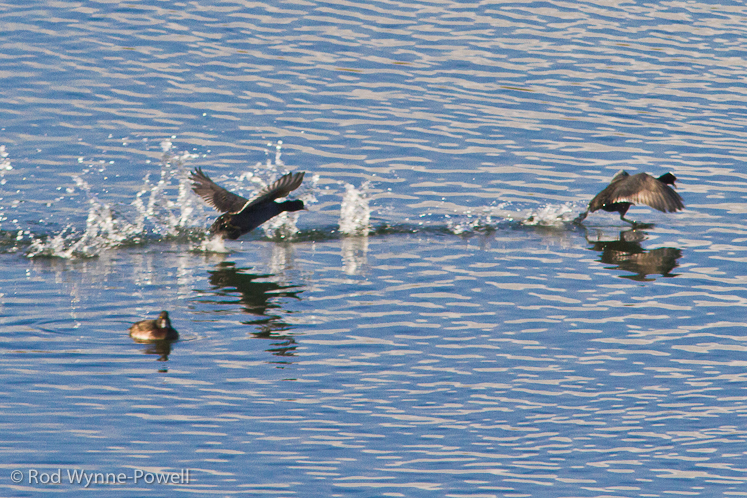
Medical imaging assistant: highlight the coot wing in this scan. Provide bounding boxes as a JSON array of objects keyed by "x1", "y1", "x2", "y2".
[
  {"x1": 241, "y1": 172, "x2": 305, "y2": 211},
  {"x1": 190, "y1": 168, "x2": 249, "y2": 213},
  {"x1": 606, "y1": 173, "x2": 684, "y2": 213},
  {"x1": 588, "y1": 170, "x2": 630, "y2": 212}
]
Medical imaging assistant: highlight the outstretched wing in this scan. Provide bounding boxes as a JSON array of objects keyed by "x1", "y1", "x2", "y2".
[
  {"x1": 605, "y1": 173, "x2": 684, "y2": 213},
  {"x1": 190, "y1": 168, "x2": 249, "y2": 213},
  {"x1": 588, "y1": 170, "x2": 630, "y2": 212},
  {"x1": 608, "y1": 169, "x2": 630, "y2": 184},
  {"x1": 243, "y1": 172, "x2": 305, "y2": 210}
]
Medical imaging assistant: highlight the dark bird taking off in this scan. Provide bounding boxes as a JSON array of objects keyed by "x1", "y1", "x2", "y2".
[
  {"x1": 574, "y1": 171, "x2": 684, "y2": 225},
  {"x1": 190, "y1": 168, "x2": 305, "y2": 239}
]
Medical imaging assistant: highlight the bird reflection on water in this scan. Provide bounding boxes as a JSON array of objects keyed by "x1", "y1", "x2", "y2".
[
  {"x1": 201, "y1": 262, "x2": 303, "y2": 358},
  {"x1": 138, "y1": 341, "x2": 174, "y2": 369},
  {"x1": 587, "y1": 229, "x2": 682, "y2": 281}
]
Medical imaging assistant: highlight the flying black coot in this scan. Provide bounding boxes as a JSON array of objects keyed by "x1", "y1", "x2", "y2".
[
  {"x1": 190, "y1": 168, "x2": 305, "y2": 239},
  {"x1": 575, "y1": 170, "x2": 684, "y2": 225}
]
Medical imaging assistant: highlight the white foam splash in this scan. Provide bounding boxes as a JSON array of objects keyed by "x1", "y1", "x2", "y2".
[
  {"x1": 196, "y1": 234, "x2": 228, "y2": 253},
  {"x1": 441, "y1": 201, "x2": 580, "y2": 232},
  {"x1": 522, "y1": 203, "x2": 578, "y2": 226},
  {"x1": 339, "y1": 181, "x2": 371, "y2": 275},
  {"x1": 446, "y1": 214, "x2": 487, "y2": 235},
  {"x1": 261, "y1": 211, "x2": 300, "y2": 240},
  {"x1": 24, "y1": 140, "x2": 317, "y2": 256},
  {"x1": 28, "y1": 176, "x2": 128, "y2": 258},
  {"x1": 0, "y1": 145, "x2": 12, "y2": 232},
  {"x1": 339, "y1": 181, "x2": 371, "y2": 236},
  {"x1": 131, "y1": 153, "x2": 203, "y2": 237},
  {"x1": 445, "y1": 204, "x2": 506, "y2": 235},
  {"x1": 27, "y1": 142, "x2": 207, "y2": 258}
]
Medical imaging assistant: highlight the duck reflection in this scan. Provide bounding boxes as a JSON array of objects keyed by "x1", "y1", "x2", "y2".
[
  {"x1": 587, "y1": 229, "x2": 682, "y2": 281},
  {"x1": 203, "y1": 262, "x2": 303, "y2": 356},
  {"x1": 137, "y1": 341, "x2": 174, "y2": 367}
]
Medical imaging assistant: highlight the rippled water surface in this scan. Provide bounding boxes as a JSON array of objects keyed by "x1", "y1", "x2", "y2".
[{"x1": 2, "y1": 0, "x2": 747, "y2": 496}]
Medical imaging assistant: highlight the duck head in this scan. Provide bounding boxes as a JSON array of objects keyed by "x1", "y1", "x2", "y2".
[{"x1": 156, "y1": 311, "x2": 171, "y2": 329}]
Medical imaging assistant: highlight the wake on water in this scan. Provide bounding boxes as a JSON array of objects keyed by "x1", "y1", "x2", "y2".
[{"x1": 0, "y1": 142, "x2": 583, "y2": 259}]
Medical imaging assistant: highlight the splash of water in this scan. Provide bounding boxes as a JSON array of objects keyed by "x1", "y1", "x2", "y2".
[
  {"x1": 0, "y1": 145, "x2": 12, "y2": 233},
  {"x1": 131, "y1": 141, "x2": 204, "y2": 237},
  {"x1": 197, "y1": 235, "x2": 228, "y2": 254},
  {"x1": 27, "y1": 142, "x2": 208, "y2": 258},
  {"x1": 522, "y1": 203, "x2": 578, "y2": 226},
  {"x1": 28, "y1": 176, "x2": 128, "y2": 258},
  {"x1": 339, "y1": 181, "x2": 371, "y2": 236},
  {"x1": 445, "y1": 204, "x2": 506, "y2": 235},
  {"x1": 441, "y1": 201, "x2": 581, "y2": 233}
]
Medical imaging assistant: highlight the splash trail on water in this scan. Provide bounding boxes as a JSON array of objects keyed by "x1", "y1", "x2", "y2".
[
  {"x1": 4, "y1": 141, "x2": 591, "y2": 259},
  {"x1": 26, "y1": 142, "x2": 209, "y2": 258}
]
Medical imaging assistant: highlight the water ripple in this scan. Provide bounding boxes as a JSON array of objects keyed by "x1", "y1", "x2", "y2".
[{"x1": 2, "y1": 0, "x2": 747, "y2": 496}]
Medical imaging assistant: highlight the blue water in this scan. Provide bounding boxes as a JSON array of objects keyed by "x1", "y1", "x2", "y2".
[{"x1": 2, "y1": 1, "x2": 747, "y2": 496}]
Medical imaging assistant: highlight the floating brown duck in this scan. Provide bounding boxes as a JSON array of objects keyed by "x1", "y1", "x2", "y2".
[
  {"x1": 129, "y1": 311, "x2": 178, "y2": 341},
  {"x1": 190, "y1": 169, "x2": 305, "y2": 239},
  {"x1": 575, "y1": 171, "x2": 684, "y2": 225}
]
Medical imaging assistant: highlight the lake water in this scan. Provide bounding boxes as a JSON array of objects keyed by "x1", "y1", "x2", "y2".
[{"x1": 2, "y1": 0, "x2": 747, "y2": 496}]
